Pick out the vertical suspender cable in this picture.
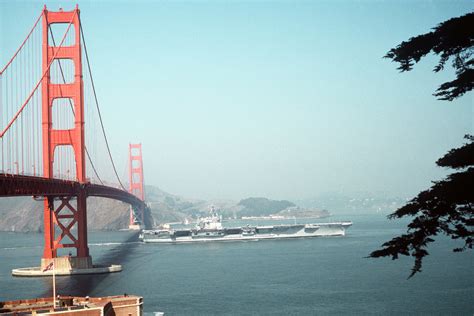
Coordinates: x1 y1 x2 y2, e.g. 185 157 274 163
48 25 103 184
79 17 125 191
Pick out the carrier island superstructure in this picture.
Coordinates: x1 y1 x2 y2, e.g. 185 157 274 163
140 208 352 244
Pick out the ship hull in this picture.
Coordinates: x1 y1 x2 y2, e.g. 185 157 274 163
142 222 352 244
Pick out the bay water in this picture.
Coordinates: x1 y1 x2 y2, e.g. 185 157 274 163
0 213 472 315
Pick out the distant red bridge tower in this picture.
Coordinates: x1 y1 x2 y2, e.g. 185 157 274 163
128 143 145 229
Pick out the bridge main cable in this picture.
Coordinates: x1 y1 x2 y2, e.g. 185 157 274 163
0 11 42 75
0 11 77 138
79 16 126 191
46 23 103 185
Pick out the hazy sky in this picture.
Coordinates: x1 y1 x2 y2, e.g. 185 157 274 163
1 1 472 201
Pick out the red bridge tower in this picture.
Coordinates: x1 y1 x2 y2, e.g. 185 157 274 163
41 6 90 270
129 143 145 229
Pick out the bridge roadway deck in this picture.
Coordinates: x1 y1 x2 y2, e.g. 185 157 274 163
0 173 146 209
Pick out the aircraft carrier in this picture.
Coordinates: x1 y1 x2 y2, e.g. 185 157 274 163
140 208 352 244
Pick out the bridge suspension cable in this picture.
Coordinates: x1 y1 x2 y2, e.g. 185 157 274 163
79 17 126 191
0 12 43 176
0 12 75 138
0 12 42 75
46 23 104 185
0 10 76 177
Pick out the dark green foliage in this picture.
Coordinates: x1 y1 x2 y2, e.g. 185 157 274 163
385 12 474 101
371 12 473 278
437 135 474 169
370 136 474 277
238 197 295 217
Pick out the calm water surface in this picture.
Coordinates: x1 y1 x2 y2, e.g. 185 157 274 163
0 214 472 315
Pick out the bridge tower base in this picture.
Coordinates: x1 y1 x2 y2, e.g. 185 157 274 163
12 261 122 277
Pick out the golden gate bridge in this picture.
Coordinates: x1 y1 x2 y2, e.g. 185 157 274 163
0 5 147 275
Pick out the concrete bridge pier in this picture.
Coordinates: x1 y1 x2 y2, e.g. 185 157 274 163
12 256 122 277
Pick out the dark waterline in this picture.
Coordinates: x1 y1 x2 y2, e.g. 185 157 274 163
0 214 472 315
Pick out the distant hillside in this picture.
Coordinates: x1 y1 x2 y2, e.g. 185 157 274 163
296 192 407 214
0 197 43 232
276 207 330 219
145 185 204 224
237 197 295 217
0 196 132 232
0 186 338 232
0 185 205 232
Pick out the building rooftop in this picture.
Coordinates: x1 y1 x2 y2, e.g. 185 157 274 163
0 295 143 315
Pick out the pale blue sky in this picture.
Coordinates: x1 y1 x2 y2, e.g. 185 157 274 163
1 1 473 200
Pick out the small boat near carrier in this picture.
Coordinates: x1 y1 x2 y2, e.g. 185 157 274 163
140 207 352 244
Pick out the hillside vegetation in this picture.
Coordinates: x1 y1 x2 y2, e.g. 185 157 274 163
237 197 295 217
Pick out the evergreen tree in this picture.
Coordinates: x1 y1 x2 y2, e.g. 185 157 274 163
384 12 473 100
369 12 473 277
